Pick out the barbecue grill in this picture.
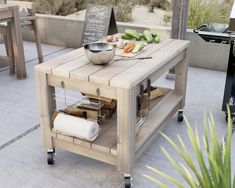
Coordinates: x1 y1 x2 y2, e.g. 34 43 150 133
193 2 235 120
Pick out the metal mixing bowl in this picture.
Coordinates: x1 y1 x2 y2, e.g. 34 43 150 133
84 42 115 65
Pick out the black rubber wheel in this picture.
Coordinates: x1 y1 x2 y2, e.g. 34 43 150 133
47 152 54 165
124 177 131 188
177 111 183 122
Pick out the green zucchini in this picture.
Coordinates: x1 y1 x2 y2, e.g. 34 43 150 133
143 30 154 43
125 29 142 40
121 34 132 40
154 35 160 43
132 43 145 53
151 32 157 38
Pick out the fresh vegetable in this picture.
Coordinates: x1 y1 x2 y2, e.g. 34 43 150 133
132 43 145 53
106 35 113 42
154 35 160 43
151 32 157 38
124 41 136 53
117 40 128 49
125 29 142 40
121 34 132 40
143 30 154 43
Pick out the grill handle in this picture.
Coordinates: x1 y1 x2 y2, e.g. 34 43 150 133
193 24 208 33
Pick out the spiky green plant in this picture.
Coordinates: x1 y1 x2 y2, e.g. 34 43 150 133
144 106 235 188
188 0 231 29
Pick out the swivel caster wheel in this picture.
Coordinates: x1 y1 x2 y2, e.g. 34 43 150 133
123 174 132 188
47 149 55 165
177 110 184 122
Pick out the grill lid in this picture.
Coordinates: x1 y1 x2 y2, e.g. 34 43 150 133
193 23 230 44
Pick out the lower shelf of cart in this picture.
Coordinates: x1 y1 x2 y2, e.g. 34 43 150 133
50 89 182 165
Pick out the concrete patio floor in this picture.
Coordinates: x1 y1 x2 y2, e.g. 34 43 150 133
0 42 234 188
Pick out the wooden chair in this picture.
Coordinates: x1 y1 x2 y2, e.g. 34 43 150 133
0 0 43 74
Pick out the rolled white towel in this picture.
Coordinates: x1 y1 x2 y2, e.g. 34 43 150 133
54 113 99 142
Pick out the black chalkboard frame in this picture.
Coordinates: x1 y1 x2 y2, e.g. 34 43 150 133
81 4 118 46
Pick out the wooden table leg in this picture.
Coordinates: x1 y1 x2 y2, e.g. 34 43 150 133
117 87 136 174
35 72 56 149
174 49 188 108
9 6 26 79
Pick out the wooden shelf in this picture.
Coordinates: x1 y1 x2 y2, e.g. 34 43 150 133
51 114 118 165
135 91 182 157
51 88 179 164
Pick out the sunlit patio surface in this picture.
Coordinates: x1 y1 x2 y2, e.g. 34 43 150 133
0 41 234 188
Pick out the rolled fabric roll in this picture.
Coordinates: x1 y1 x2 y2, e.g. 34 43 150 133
54 113 99 141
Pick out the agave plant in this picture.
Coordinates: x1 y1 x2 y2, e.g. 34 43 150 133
144 106 235 188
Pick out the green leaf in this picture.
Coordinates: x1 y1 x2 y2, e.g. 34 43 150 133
232 173 235 188
143 174 169 188
161 147 199 188
203 111 210 154
184 116 213 188
180 163 198 188
177 135 205 187
146 165 185 188
224 105 232 188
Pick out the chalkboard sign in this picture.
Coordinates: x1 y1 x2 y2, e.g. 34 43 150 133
81 4 118 46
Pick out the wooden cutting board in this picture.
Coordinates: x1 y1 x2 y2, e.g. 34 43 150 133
115 41 147 57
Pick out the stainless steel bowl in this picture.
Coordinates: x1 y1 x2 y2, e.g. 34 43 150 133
84 42 115 65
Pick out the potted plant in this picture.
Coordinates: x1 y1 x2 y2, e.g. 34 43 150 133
144 106 235 188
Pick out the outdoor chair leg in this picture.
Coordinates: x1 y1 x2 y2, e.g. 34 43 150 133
32 20 43 64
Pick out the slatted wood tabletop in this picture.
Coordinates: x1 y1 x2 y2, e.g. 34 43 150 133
35 38 189 88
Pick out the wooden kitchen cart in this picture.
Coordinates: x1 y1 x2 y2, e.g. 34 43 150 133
35 38 189 187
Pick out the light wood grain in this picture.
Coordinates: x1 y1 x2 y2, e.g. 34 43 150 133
52 55 89 77
54 139 116 165
135 91 182 153
35 48 85 74
174 50 188 108
92 125 117 154
47 74 117 99
35 72 55 149
57 134 74 143
70 62 108 81
89 39 173 85
110 40 190 88
116 87 136 173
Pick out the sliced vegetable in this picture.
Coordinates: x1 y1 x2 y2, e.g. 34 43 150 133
154 35 160 43
143 30 154 43
124 41 136 53
132 43 145 53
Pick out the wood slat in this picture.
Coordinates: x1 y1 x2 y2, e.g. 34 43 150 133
92 125 117 154
47 74 117 99
110 40 190 88
54 139 116 165
135 91 182 153
111 144 117 156
74 138 91 148
89 39 173 86
70 62 104 81
52 55 89 77
57 134 74 143
35 48 85 74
